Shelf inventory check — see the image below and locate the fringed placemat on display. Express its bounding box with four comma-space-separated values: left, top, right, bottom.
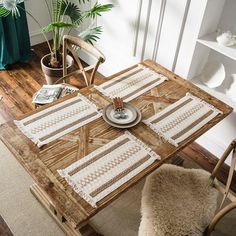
143, 93, 222, 146
95, 64, 168, 102
58, 131, 160, 208
15, 94, 102, 147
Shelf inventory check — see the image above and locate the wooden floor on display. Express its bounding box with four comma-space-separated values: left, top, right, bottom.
0, 42, 235, 193
0, 42, 106, 121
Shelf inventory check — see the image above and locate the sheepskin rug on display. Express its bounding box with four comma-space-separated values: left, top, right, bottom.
139, 164, 219, 236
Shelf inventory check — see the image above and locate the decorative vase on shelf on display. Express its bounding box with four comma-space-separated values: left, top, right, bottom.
216, 30, 236, 47
200, 61, 225, 88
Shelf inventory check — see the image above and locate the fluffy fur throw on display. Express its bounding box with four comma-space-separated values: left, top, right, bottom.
139, 164, 219, 236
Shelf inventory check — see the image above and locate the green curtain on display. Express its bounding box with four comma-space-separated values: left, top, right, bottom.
0, 3, 32, 70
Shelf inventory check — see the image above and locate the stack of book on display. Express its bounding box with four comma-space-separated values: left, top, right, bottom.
32, 84, 79, 105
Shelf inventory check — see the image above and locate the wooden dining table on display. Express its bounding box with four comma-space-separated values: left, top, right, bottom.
0, 60, 233, 235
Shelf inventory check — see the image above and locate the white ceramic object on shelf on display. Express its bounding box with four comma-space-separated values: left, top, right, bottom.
225, 74, 236, 102
216, 31, 236, 47
200, 61, 225, 88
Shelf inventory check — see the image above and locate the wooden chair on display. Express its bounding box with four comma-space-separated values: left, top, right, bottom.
33, 36, 105, 107
139, 140, 236, 236
55, 35, 105, 87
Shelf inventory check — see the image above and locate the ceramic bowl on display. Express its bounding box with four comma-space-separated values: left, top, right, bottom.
200, 61, 225, 88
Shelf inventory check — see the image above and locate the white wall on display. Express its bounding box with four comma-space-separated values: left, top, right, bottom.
25, 0, 91, 46
95, 0, 140, 76
25, 0, 51, 46
95, 0, 198, 77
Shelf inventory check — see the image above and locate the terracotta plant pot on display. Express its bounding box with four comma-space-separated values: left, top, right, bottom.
41, 54, 74, 85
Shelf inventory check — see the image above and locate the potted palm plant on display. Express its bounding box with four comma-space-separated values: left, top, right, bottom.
0, 0, 113, 84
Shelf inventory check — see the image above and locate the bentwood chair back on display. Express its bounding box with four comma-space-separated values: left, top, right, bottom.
55, 35, 105, 87
205, 139, 236, 235
139, 139, 236, 236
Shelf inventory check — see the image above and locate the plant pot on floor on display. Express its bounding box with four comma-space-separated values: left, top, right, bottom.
41, 54, 74, 85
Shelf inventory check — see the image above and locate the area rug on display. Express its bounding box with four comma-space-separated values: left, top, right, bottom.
0, 140, 64, 236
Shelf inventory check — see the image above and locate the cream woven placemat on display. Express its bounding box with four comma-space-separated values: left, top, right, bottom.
95, 64, 168, 102
58, 131, 160, 208
15, 94, 102, 147
143, 93, 222, 146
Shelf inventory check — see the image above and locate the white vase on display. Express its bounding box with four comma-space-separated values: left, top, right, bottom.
200, 61, 225, 88
216, 31, 236, 47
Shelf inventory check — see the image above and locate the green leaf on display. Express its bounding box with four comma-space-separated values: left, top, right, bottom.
79, 25, 102, 44
0, 2, 22, 17
85, 3, 113, 19
41, 24, 54, 33
42, 21, 74, 32
52, 21, 74, 28
61, 0, 82, 24
0, 6, 11, 17
77, 0, 90, 4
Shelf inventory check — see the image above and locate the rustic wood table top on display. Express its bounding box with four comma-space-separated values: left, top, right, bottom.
0, 60, 233, 230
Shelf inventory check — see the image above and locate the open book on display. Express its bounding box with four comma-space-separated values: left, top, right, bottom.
32, 84, 79, 104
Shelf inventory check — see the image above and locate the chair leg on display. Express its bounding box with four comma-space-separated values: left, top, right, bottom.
204, 201, 236, 236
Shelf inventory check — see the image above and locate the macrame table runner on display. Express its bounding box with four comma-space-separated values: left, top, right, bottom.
95, 64, 168, 102
143, 93, 222, 147
15, 94, 102, 147
58, 131, 160, 208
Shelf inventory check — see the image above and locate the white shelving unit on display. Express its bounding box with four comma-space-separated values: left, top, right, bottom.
193, 31, 236, 107
192, 0, 236, 107
197, 32, 236, 61
183, 0, 236, 161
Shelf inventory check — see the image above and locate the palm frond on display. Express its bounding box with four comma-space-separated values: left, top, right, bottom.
0, 6, 10, 16
42, 21, 74, 32
51, 0, 60, 20
84, 2, 113, 19
78, 24, 102, 44
77, 0, 90, 4
61, 0, 82, 24
51, 0, 65, 20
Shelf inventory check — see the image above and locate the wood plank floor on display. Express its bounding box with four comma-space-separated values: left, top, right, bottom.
0, 42, 235, 191
0, 42, 106, 121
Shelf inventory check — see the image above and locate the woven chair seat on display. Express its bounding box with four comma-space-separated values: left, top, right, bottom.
139, 164, 219, 236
